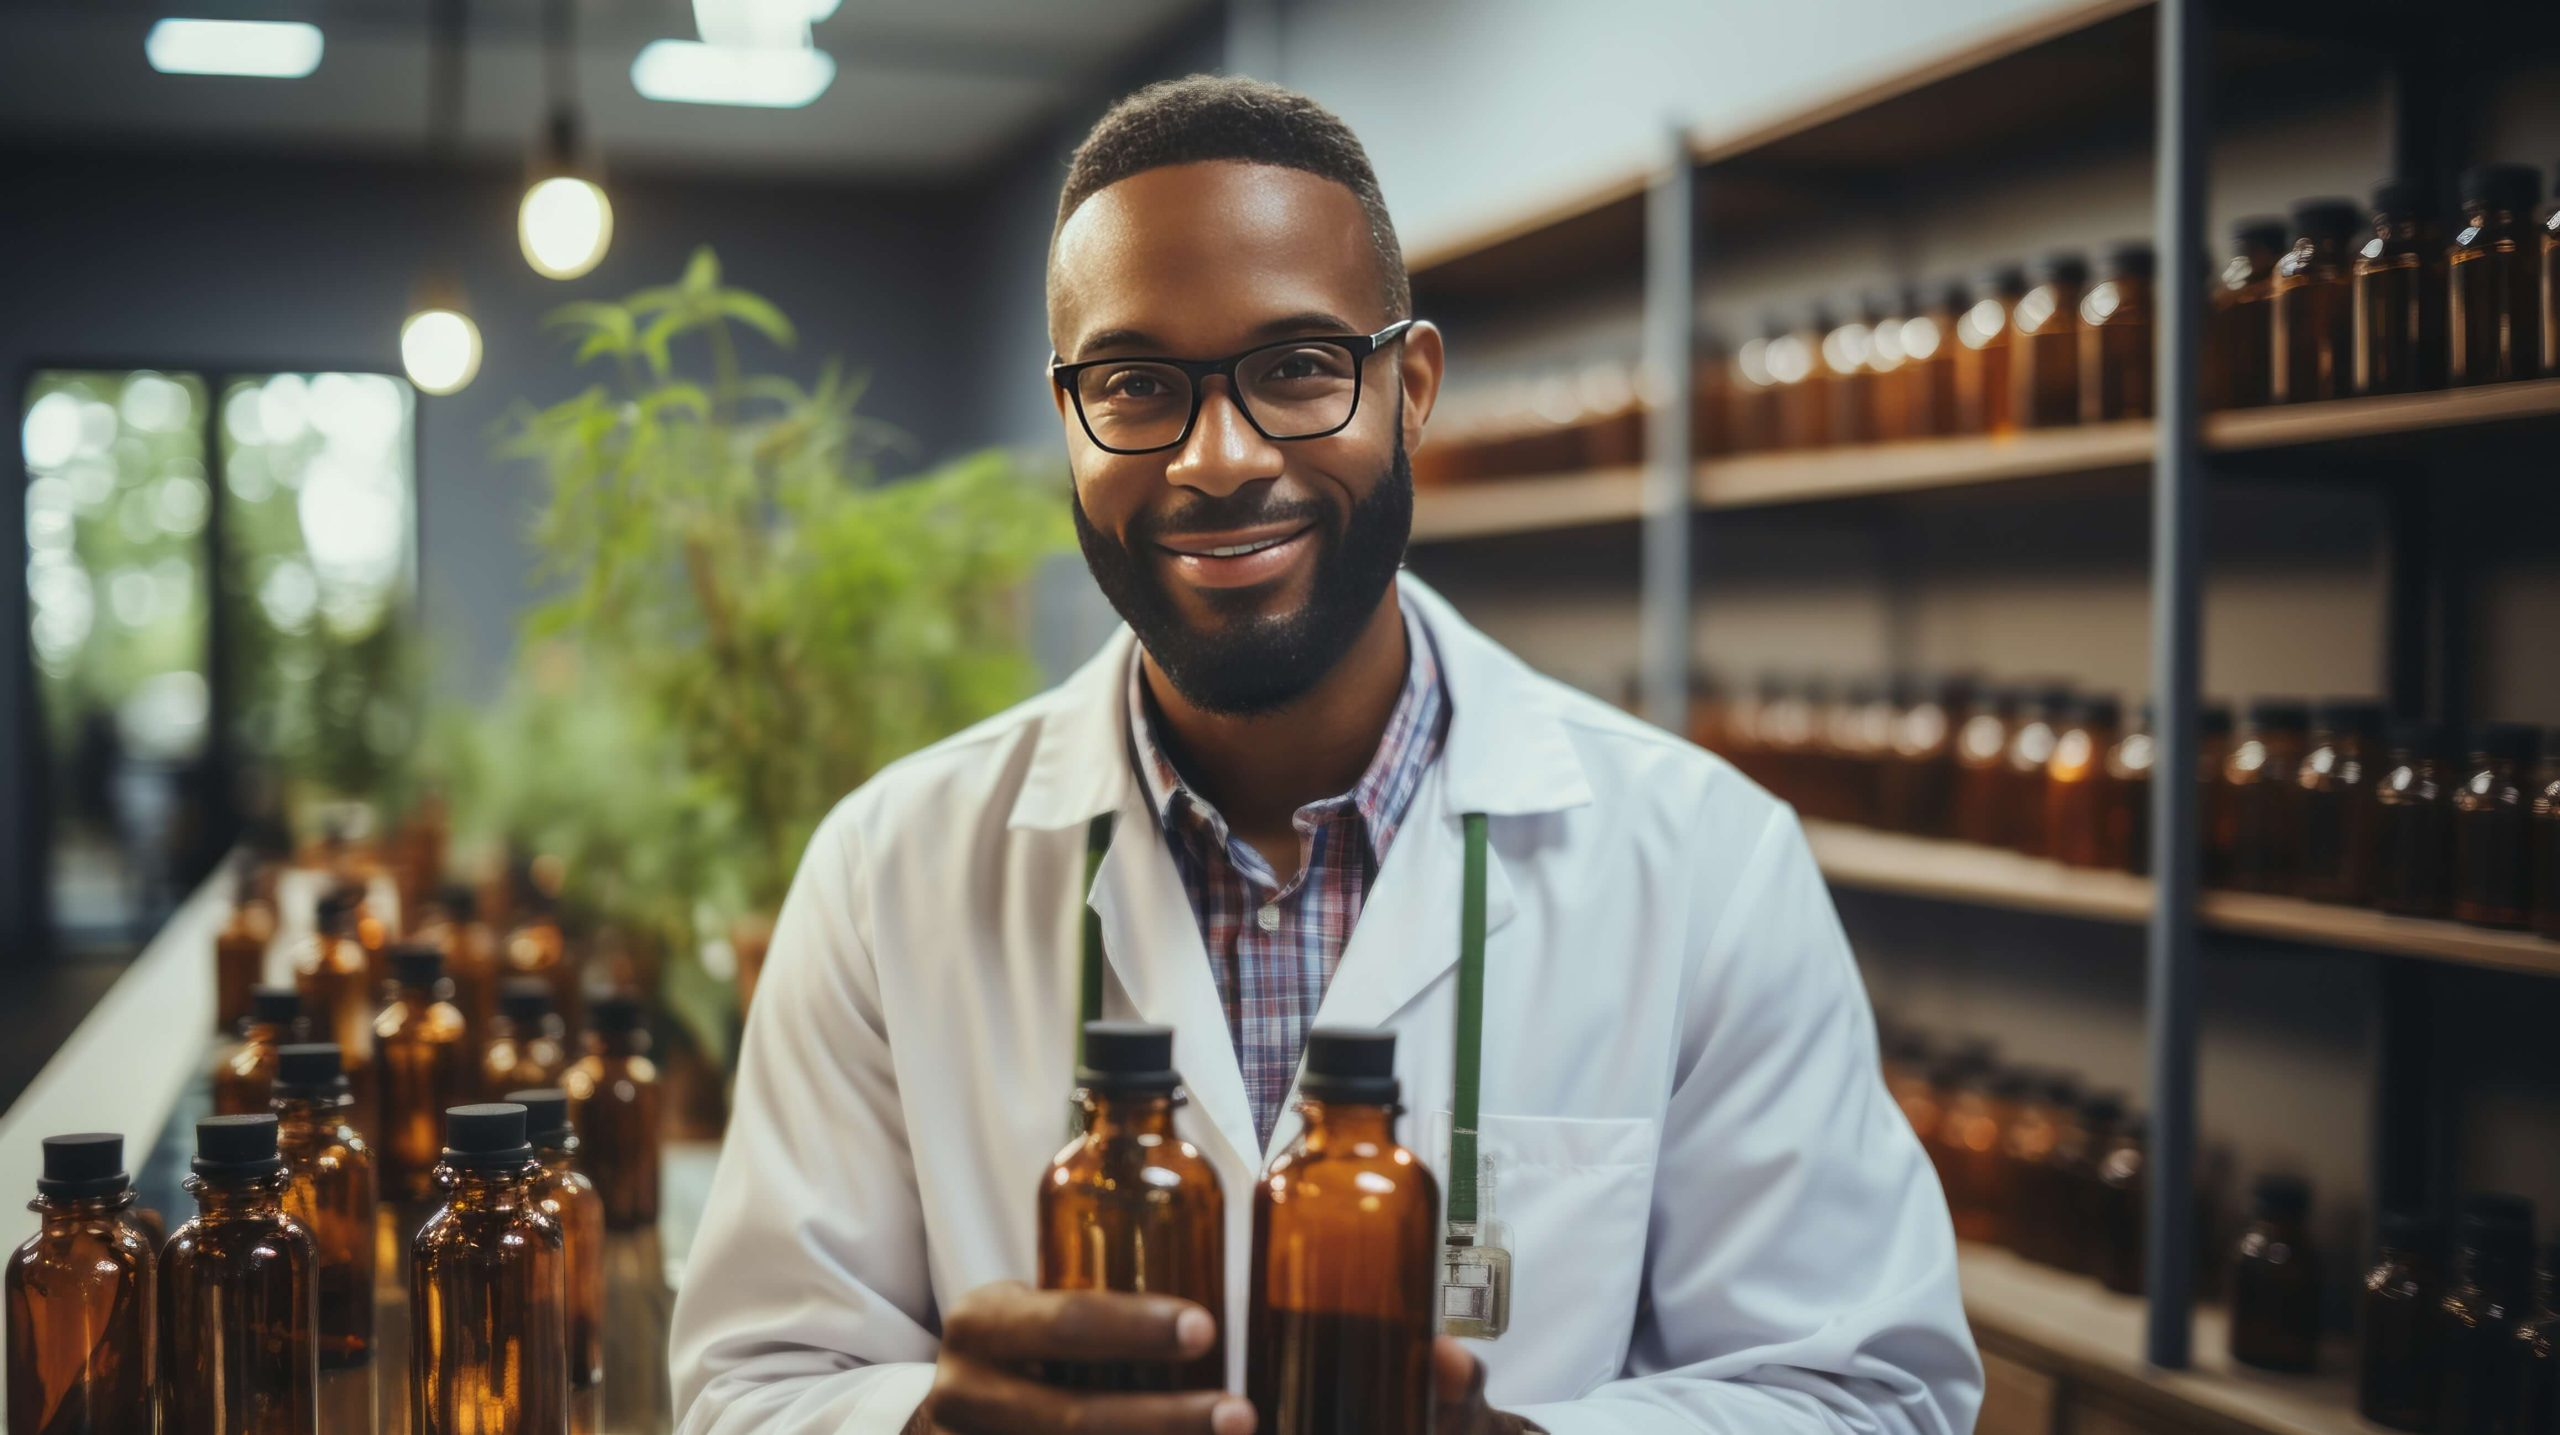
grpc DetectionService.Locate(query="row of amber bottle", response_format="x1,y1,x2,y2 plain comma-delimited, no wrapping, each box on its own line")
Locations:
4,1089,609,1434
1038,1022,1440,1432
1700,677,2560,938
2359,1197,2560,1433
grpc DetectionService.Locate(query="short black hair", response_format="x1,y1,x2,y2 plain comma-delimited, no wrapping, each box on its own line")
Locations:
1051,74,1410,322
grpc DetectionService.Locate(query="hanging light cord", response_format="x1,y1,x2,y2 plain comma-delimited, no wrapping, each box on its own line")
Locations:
428,0,466,164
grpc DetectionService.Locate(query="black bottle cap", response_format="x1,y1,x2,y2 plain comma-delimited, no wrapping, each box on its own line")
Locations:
1299,1028,1400,1105
39,1133,130,1200
273,1042,348,1095
2289,198,2362,242
2245,698,2309,732
1935,277,1974,313
441,1103,534,1169
192,1114,283,1179
499,979,554,1024
435,883,479,923
2032,250,2091,287
1973,263,2027,297
2460,163,2539,214
2252,1173,2312,1221
2369,178,2426,221
1076,1021,1181,1096
2231,216,2287,253
2080,1094,2127,1127
2377,1210,2437,1253
391,944,445,990
1803,301,1839,334
2101,241,2156,279
507,1089,573,1145
249,984,301,1028
587,993,643,1035
2200,702,2234,737
2073,695,2125,730
2311,699,2385,738
2470,722,2540,765
2386,719,2448,759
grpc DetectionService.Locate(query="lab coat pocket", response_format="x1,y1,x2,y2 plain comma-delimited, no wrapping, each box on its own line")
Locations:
1428,1111,1658,1400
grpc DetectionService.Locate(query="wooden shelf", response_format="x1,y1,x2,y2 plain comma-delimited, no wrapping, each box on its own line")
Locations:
1409,466,1647,542
1697,421,2153,510
1961,1242,2373,1435
2212,377,2560,452
1803,822,2560,979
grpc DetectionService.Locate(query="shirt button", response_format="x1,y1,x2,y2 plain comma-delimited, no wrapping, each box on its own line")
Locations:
1256,903,1282,932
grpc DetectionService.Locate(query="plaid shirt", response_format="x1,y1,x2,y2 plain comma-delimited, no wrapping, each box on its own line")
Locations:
1128,606,1449,1148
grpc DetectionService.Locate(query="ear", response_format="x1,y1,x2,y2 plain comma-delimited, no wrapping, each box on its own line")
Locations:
1395,320,1445,455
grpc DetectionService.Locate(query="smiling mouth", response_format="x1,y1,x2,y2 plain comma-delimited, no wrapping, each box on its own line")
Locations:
1155,522,1314,559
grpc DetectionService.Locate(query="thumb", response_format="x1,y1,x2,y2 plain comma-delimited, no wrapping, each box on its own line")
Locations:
1432,1336,1483,1405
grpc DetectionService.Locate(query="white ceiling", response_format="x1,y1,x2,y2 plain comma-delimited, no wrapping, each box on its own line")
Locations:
0,0,1212,180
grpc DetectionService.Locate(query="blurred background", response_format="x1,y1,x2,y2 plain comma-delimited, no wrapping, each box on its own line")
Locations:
5,1,2560,1432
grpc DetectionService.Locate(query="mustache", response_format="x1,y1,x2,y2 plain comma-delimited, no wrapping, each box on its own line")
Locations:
1126,488,1332,547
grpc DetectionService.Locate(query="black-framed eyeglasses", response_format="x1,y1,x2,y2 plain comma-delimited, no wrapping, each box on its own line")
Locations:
1050,319,1415,456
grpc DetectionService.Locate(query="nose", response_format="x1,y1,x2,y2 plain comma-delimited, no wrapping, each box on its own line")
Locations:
1163,376,1284,497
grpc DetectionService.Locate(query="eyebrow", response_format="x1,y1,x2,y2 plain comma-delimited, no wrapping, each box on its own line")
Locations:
1072,310,1363,360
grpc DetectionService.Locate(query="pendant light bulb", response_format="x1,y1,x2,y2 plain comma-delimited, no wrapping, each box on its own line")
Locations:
519,174,613,280
401,279,482,396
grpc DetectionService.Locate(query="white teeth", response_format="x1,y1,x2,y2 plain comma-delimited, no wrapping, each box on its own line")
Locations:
1200,535,1286,558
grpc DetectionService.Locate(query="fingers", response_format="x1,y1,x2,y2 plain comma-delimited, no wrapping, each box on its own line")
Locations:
924,1357,1255,1435
1432,1335,1487,1407
944,1281,1218,1365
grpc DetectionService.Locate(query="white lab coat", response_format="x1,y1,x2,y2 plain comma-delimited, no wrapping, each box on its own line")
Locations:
669,575,1982,1433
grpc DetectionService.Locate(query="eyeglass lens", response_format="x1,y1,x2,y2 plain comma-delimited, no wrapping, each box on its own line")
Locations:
1072,340,1363,451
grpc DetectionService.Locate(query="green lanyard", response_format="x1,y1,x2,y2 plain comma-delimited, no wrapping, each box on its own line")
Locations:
1074,809,1491,1228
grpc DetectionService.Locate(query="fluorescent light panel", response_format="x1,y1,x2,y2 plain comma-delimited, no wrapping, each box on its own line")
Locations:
145,19,324,79
631,39,834,108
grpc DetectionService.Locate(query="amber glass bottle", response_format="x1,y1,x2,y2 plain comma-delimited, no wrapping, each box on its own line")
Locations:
1904,282,1964,438
2224,699,2310,894
419,883,501,1044
1957,265,2025,435
2229,1175,2323,1372
2535,740,2560,941
1882,1032,1942,1148
2000,686,2073,857
294,888,378,1138
510,1089,605,1393
1247,1029,1436,1435
2449,164,2543,386
2080,243,2155,422
1932,1070,2012,1245
2100,707,2156,874
566,994,660,1231
215,863,273,1038
2373,722,2456,919
2519,1240,2559,1435
1879,676,1960,837
2065,1096,2126,1278
504,891,576,1031
410,1103,570,1435
2014,253,2090,428
2093,1118,2149,1296
2452,724,2541,930
270,1043,376,1371
484,979,570,1101
2439,1196,2536,1435
2357,1212,2441,1432
377,945,474,1203
161,1115,319,1435
2271,199,2361,405
1952,688,2019,848
1770,309,1831,452
1821,303,1879,447
2297,700,2385,905
1724,315,1783,455
1864,289,1917,441
214,984,301,1117
2211,218,2287,408
8,1134,155,1434
1830,681,1895,827
2003,1073,2083,1267
1038,1022,1224,1392
2355,179,2448,395
2047,696,2122,869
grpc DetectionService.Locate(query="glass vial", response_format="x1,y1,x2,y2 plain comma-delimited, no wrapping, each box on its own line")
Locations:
2100,707,2156,875
1038,1022,1225,1391
2013,252,2091,429
1934,1070,2013,1245
565,994,660,1231
1769,311,1829,451
270,1044,376,1371
410,1103,570,1435
2270,199,2361,405
2000,686,2073,857
2449,164,2545,387
484,979,570,1102
1821,302,1879,446
419,883,502,1044
294,888,379,1140
1879,675,1960,838
378,945,475,1203
2089,1115,2147,1295
2230,1175,2323,1373
510,1089,605,1393
504,891,576,1033
2357,1212,2441,1432
2355,179,2448,395
1247,1029,1436,1435
2297,700,2386,906
1957,265,2024,435
2003,1073,2084,1268
2373,722,2456,919
8,1133,155,1434
1902,282,1964,439
214,984,301,1118
1952,687,2019,848
2080,242,2155,422
2453,724,2541,931
2224,699,2310,895
2047,696,2123,869
214,861,273,1038
2211,217,2286,409
2438,1196,2537,1435
161,1115,319,1435
1724,315,1784,455
2520,1239,2559,1435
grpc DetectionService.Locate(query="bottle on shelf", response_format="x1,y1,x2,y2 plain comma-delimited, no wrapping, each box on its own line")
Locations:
1999,686,2073,858
376,945,474,1204
504,889,576,1032
1934,1068,2011,1246
1820,303,1878,447
160,1115,319,1435
416,882,501,1043
1903,282,1964,438
2269,199,2362,405
2064,1095,2124,1272
293,888,378,1139
214,984,302,1117
1827,681,1894,826
2374,721,2457,919
1882,1031,1943,1148
1774,308,1833,451
2080,242,2155,422
2437,1195,2537,1434
510,1088,606,1393
2535,734,2560,940
270,1043,376,1371
1724,314,1785,455
1957,265,2025,436
2223,699,2311,895
1246,1029,1436,1435
2013,252,2091,429
2354,178,2448,396
2448,163,2545,387
1951,687,2019,848
1879,675,1960,838
1038,1021,1225,1392
483,978,570,1101
2452,723,2541,931
1865,288,1922,441
2357,1211,2441,1432
214,857,274,1038
2296,699,2386,906
2087,1113,2147,1295
2210,217,2287,409
2099,705,2155,875
1758,677,1820,814
2003,1072,2084,1269
2046,695,2123,870
2229,1174,2323,1373
7,1133,156,1434
2516,1239,2559,1435
2198,702,2239,886
565,993,661,1231
410,1103,570,1435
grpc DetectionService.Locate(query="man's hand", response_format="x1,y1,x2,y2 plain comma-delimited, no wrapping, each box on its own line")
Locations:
1433,1338,1542,1435
904,1282,1256,1435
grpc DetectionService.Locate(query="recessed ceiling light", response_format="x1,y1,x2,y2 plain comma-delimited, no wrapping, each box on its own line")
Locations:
145,19,325,79
631,40,834,109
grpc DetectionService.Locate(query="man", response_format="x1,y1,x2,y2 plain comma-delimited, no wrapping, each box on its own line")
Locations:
671,76,1979,1434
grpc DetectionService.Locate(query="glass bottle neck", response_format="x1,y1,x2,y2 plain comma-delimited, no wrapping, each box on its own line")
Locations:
30,1190,135,1222
532,1138,579,1172
274,1092,352,1129
1297,1098,1396,1149
2456,1249,2526,1301
188,1173,287,1218
438,1163,537,1210
1083,1091,1177,1140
